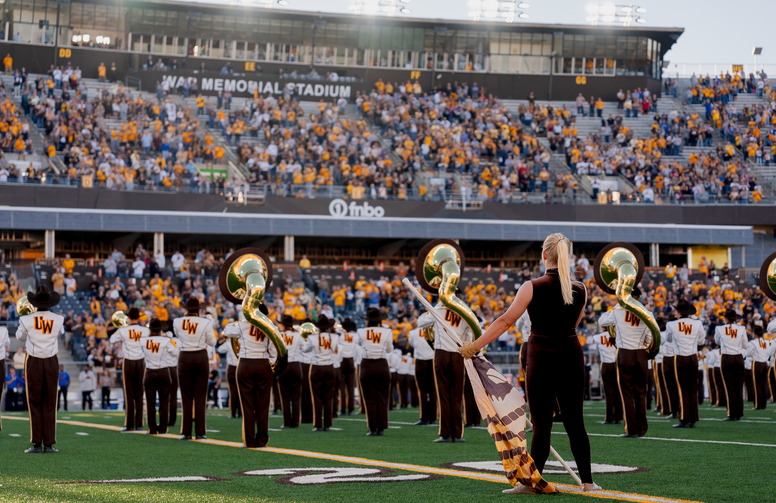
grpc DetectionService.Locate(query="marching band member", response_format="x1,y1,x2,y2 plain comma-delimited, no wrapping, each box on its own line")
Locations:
709,343,725,407
409,324,436,426
164,330,181,428
217,324,241,419
110,307,148,432
599,287,652,438
16,286,64,453
303,315,338,432
715,309,748,421
338,318,358,416
0,322,9,432
357,308,393,436
652,339,664,413
769,318,776,402
299,324,314,424
174,297,216,440
592,330,621,424
746,325,773,410
660,320,679,418
418,299,474,444
277,315,303,428
223,306,276,448
140,318,179,435
665,299,705,428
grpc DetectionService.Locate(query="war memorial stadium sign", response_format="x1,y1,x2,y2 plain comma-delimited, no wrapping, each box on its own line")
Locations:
152,72,354,99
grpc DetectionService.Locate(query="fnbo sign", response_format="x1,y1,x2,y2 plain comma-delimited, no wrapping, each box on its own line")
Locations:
328,199,385,218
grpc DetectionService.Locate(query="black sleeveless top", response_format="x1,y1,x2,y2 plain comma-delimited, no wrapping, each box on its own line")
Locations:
527,269,586,337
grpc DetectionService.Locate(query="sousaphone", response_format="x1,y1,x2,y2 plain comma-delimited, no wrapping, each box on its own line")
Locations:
594,242,660,357
415,239,481,339
218,247,287,374
759,251,776,302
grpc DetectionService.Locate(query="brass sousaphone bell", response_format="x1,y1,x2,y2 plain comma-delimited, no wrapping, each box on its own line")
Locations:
218,247,287,374
593,242,660,357
16,296,37,316
759,251,776,302
415,239,481,339
111,311,129,328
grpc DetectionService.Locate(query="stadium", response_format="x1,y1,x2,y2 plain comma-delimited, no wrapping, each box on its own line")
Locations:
0,0,774,502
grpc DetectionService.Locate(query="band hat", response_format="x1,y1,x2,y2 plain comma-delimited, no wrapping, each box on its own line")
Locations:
631,286,642,299
675,299,696,317
280,314,295,327
315,314,335,332
185,297,200,312
723,308,739,321
362,307,388,323
127,307,141,320
258,303,269,316
27,284,60,310
149,318,162,332
341,318,357,332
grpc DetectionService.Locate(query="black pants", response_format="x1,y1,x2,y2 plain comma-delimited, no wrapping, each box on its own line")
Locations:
744,367,755,403
101,386,111,409
339,358,355,414
661,356,679,416
57,386,68,411
167,365,179,427
82,391,93,410
272,377,282,413
415,359,436,423
769,366,776,402
653,363,664,412
721,354,744,419
697,369,705,404
278,361,302,427
674,355,699,425
227,364,241,418
601,362,622,423
389,372,399,409
397,373,410,408
713,368,726,406
237,358,273,447
463,374,480,426
645,363,654,410
525,336,592,484
123,359,145,429
359,358,390,431
707,366,717,405
309,364,335,429
300,363,313,423
26,355,59,446
434,350,464,440
144,368,171,434
331,367,341,417
752,361,769,410
617,349,648,436
178,349,209,437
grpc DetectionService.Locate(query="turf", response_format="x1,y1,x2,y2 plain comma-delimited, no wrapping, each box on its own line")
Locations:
0,401,773,503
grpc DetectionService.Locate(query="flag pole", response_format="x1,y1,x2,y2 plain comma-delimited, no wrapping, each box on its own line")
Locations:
549,446,583,486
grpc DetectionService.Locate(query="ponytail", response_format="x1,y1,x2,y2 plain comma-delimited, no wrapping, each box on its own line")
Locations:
555,239,573,305
542,232,574,305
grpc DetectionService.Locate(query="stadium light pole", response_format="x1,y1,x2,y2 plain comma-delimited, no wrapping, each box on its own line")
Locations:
753,46,762,74
53,0,69,68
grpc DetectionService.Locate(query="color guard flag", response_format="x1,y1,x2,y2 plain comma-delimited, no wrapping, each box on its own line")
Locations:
463,356,556,494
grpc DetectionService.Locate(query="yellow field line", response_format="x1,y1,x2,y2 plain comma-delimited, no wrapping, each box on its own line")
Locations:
4,416,704,503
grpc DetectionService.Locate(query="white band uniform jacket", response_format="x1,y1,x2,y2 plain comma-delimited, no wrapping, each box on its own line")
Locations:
408,328,434,361
16,312,65,358
302,331,338,366
217,336,240,367
356,327,393,359
223,321,277,360
140,336,180,369
665,318,705,356
714,324,748,355
417,303,473,352
747,338,775,363
173,316,216,351
339,331,357,358
162,335,181,368
0,326,9,359
598,307,652,351
110,324,150,361
280,330,303,363
593,332,617,364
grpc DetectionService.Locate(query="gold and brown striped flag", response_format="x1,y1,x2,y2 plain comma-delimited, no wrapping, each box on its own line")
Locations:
464,356,556,494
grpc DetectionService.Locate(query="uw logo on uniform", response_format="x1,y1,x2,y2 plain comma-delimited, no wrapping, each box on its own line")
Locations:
128,330,143,342
34,316,54,334
182,320,199,335
678,322,693,335
624,312,641,327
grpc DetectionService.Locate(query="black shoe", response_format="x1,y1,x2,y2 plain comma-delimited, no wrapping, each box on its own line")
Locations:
195,435,207,440
722,417,736,421
323,427,330,432
688,423,696,428
377,430,384,436
668,413,678,419
433,436,453,443
672,423,689,428
312,427,324,432
366,430,379,437
414,420,429,426
453,437,466,443
601,421,614,425
24,445,43,454
148,431,158,435
44,446,59,454
619,433,639,438
120,427,134,432
180,435,192,440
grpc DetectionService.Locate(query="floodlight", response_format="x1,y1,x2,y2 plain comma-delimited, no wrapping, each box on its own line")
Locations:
753,47,763,55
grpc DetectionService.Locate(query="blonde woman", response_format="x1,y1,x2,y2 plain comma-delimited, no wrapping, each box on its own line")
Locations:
460,233,599,493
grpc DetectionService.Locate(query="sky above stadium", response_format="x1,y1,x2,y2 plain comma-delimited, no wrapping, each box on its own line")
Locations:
187,0,772,73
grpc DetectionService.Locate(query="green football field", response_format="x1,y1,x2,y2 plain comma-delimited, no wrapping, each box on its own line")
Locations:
0,400,773,503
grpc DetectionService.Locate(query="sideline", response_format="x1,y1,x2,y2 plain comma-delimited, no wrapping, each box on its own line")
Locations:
5,416,703,503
